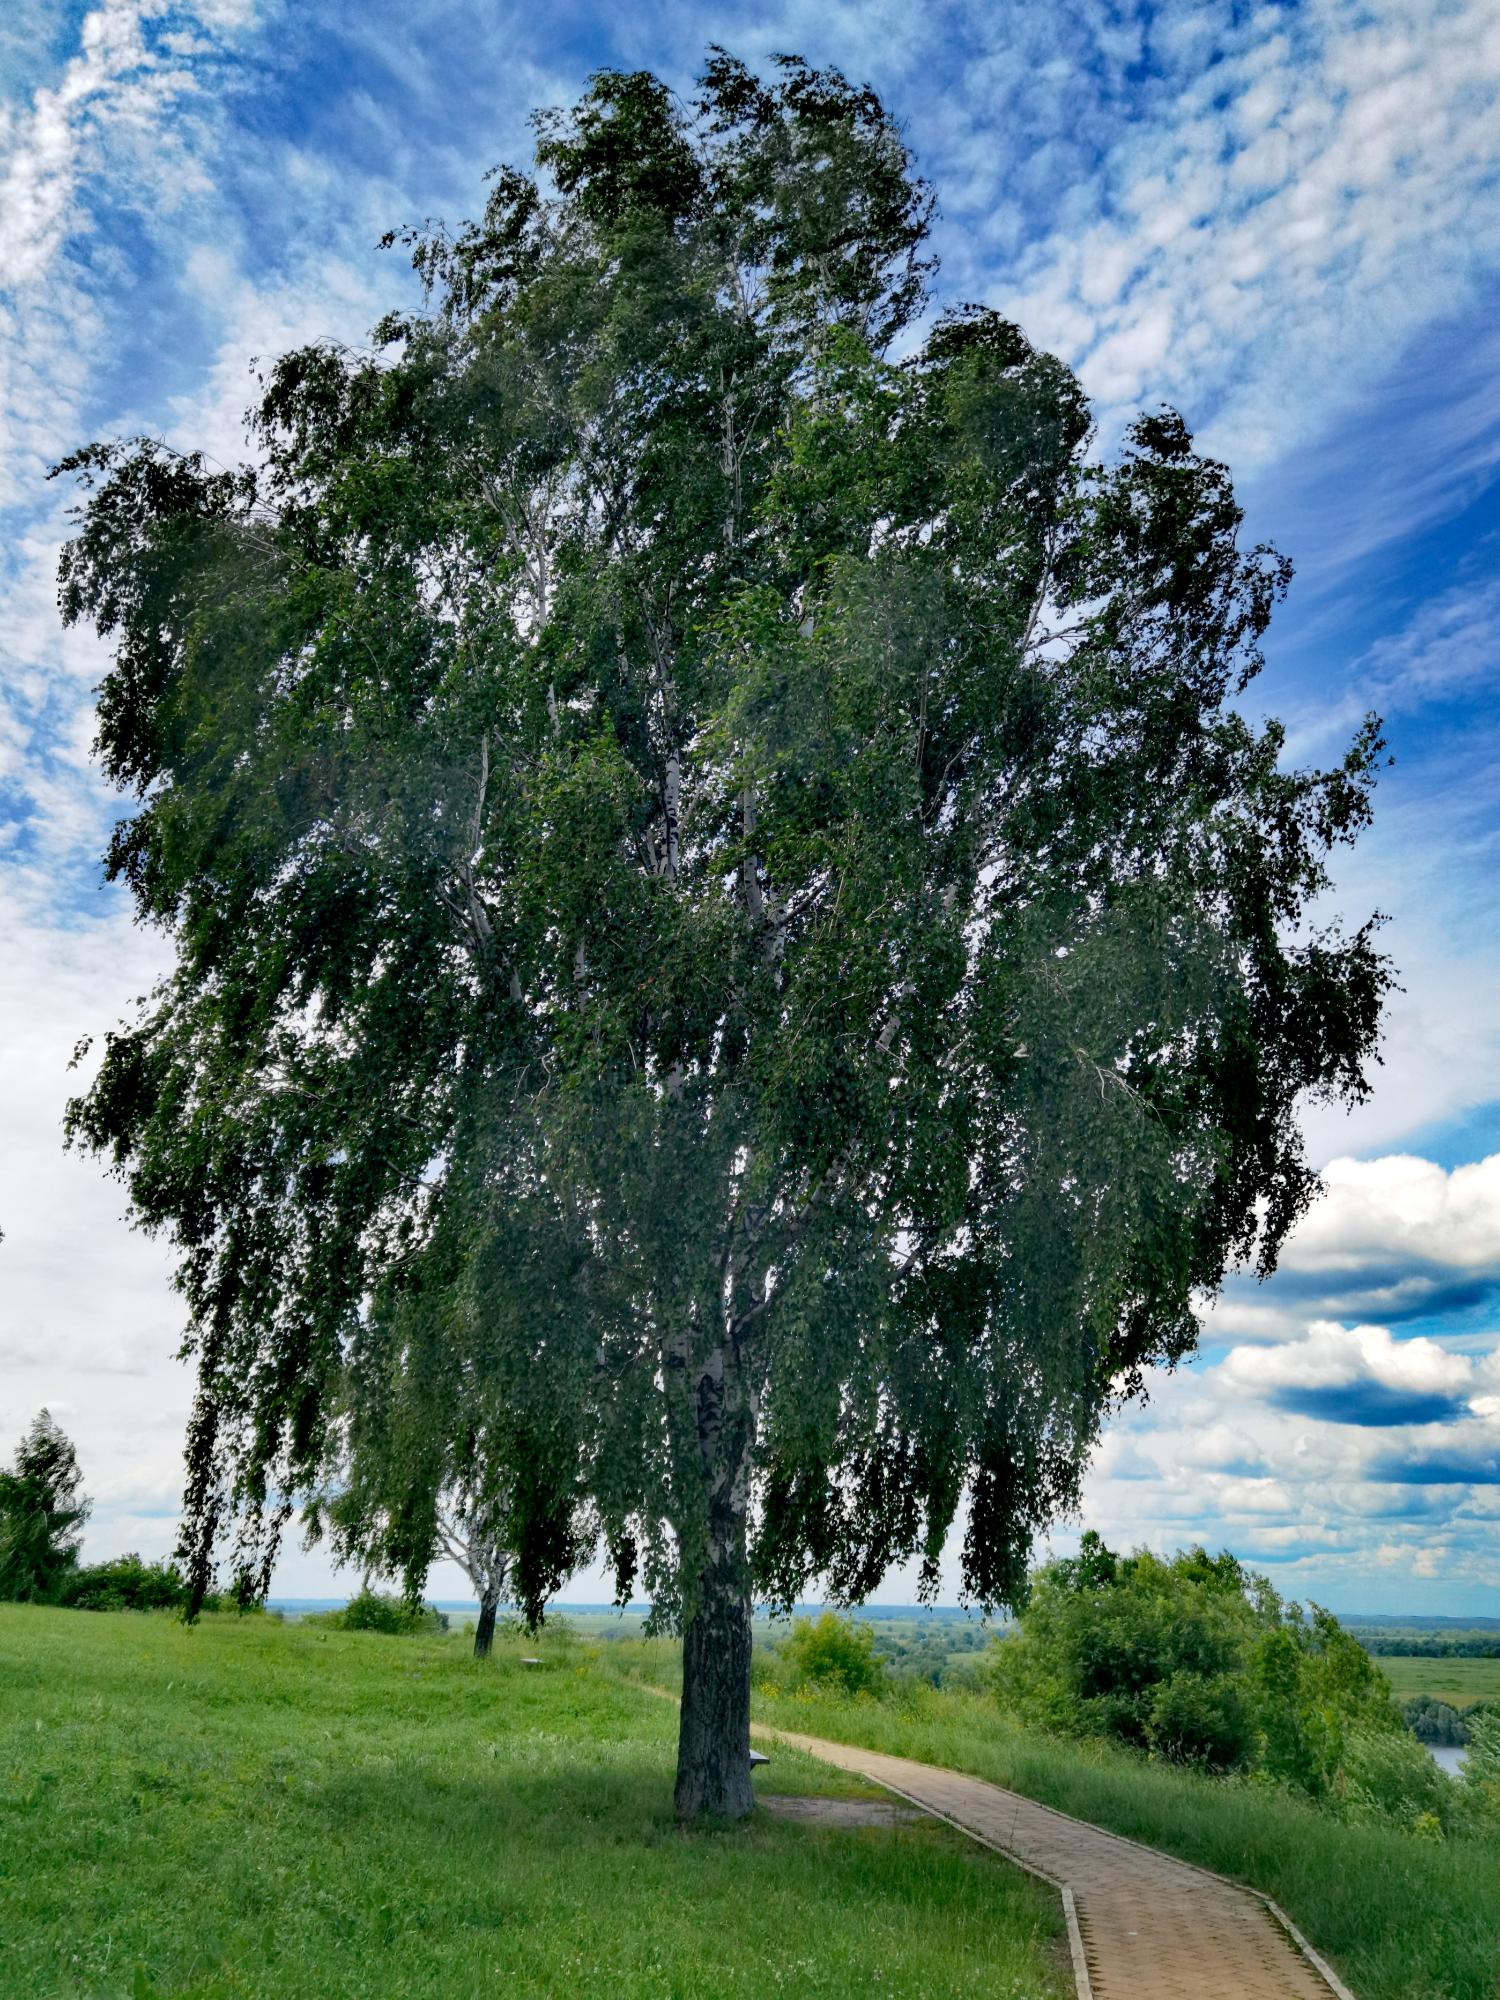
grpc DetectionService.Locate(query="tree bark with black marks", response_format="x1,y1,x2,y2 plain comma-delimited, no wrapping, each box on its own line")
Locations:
473,1590,499,1659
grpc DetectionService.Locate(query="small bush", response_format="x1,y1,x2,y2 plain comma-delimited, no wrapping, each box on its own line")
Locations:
317,1590,448,1635
1463,1710,1500,1823
773,1613,884,1698
1339,1725,1457,1834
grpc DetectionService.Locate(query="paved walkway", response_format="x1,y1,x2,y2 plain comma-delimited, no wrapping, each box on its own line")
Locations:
756,1723,1354,2000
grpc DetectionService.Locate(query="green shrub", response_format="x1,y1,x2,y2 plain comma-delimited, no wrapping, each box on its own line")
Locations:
1463,1710,1500,1823
773,1613,884,1698
1147,1670,1253,1770
52,1555,200,1613
1339,1726,1459,1834
992,1534,1401,1798
315,1590,448,1635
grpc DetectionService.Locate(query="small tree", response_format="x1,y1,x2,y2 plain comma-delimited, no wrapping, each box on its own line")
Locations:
0,1411,90,1602
59,53,1388,1818
435,1498,511,1658
304,1291,586,1660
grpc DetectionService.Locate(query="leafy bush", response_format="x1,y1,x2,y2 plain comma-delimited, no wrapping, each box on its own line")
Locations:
1464,1710,1500,1820
52,1554,203,1613
772,1613,884,1698
1147,1670,1253,1770
313,1590,448,1635
992,1534,1404,1804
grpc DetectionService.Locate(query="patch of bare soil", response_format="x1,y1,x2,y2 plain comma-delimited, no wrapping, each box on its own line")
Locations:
757,1794,930,1828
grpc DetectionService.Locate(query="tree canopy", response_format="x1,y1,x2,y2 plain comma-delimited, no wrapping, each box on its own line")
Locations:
58,51,1388,1815
0,1410,90,1602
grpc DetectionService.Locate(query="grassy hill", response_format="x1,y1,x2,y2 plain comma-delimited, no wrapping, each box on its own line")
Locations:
0,1606,1064,2000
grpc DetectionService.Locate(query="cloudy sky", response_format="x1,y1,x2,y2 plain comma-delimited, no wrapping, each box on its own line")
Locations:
3,0,1500,1613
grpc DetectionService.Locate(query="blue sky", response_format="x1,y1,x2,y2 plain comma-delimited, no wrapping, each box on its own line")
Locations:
3,0,1500,1613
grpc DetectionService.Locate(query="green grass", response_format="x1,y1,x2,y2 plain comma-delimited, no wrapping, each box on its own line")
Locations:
0,1607,1065,2000
602,1643,1500,1999
732,1681,1500,2000
1378,1655,1500,1709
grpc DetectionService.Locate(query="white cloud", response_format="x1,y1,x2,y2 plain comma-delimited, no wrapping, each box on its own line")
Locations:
1222,1320,1475,1399
1284,1153,1500,1274
995,0,1500,464
0,2,259,502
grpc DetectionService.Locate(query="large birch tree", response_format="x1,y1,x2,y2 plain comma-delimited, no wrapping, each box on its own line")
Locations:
59,53,1389,1818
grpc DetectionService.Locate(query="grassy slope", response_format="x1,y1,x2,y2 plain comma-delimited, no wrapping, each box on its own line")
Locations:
1378,1656,1500,1708
600,1645,1499,2000
745,1685,1500,2000
0,1608,1064,2000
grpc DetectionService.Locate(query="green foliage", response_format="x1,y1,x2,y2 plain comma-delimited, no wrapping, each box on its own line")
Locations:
0,1411,89,1603
306,1589,448,1635
771,1612,884,1698
1399,1692,1468,1744
1464,1709,1500,1819
1338,1725,1464,1836
57,45,1387,1758
0,1605,1066,2000
1145,1670,1253,1771
51,1554,202,1613
992,1535,1401,1792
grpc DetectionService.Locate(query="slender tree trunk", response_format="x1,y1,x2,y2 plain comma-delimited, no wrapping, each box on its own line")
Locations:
674,1346,754,1820
473,1590,498,1659
674,1521,753,1819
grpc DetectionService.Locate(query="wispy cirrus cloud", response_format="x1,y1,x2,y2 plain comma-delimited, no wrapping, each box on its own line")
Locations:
0,0,261,500
991,0,1500,463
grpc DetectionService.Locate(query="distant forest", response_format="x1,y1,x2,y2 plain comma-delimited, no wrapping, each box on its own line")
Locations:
1344,1622,1500,1658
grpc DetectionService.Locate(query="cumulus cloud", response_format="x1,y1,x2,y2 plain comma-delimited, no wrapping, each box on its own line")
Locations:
1203,1152,1500,1338
1288,1154,1500,1273
1222,1320,1477,1426
1265,1153,1500,1328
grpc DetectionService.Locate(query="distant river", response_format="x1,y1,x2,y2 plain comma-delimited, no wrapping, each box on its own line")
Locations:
1429,1744,1468,1776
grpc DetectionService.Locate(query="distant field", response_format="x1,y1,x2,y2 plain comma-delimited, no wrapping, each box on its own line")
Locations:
1378,1654,1500,1707
545,1605,999,1686
0,1606,1064,2000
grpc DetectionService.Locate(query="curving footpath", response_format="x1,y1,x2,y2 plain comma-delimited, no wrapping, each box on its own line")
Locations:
756,1723,1356,2000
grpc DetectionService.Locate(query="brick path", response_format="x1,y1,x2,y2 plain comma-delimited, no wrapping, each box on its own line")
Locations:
757,1723,1354,2000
